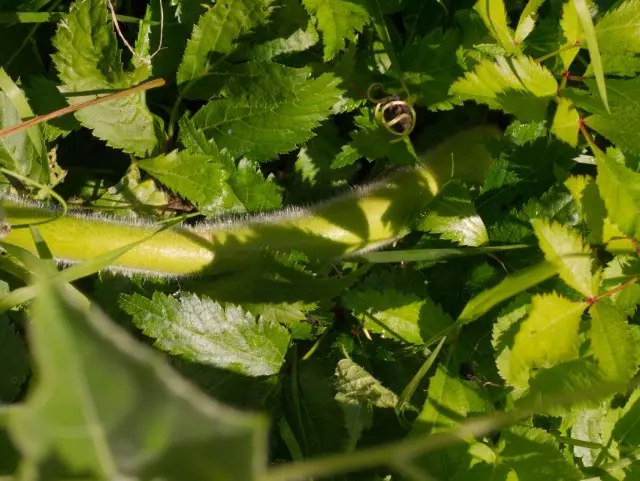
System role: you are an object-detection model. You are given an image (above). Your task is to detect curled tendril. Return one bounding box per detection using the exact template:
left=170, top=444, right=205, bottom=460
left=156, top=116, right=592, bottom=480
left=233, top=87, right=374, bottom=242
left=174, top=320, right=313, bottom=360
left=366, top=83, right=417, bottom=142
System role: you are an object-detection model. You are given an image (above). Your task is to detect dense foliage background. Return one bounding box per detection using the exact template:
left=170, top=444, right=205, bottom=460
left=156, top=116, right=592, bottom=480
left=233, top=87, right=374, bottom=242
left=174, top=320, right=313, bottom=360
left=4, top=0, right=640, bottom=479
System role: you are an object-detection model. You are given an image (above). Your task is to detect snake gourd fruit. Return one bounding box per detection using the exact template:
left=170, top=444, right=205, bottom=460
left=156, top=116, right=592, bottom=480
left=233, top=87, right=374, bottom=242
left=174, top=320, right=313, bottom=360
left=0, top=126, right=499, bottom=277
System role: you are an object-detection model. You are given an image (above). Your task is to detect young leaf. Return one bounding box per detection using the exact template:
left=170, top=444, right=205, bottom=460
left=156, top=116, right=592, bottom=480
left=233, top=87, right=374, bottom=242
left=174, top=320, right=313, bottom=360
left=551, top=98, right=580, bottom=147
left=302, top=0, right=369, bottom=61
left=509, top=293, right=587, bottom=388
left=573, top=0, right=609, bottom=112
left=176, top=0, right=273, bottom=85
left=418, top=181, right=489, bottom=247
left=449, top=56, right=557, bottom=122
left=8, top=279, right=269, bottom=480
left=342, top=288, right=454, bottom=345
left=560, top=0, right=582, bottom=69
left=595, top=146, right=640, bottom=239
left=473, top=0, right=518, bottom=53
left=189, top=72, right=343, bottom=161
left=514, top=0, right=545, bottom=44
left=120, top=292, right=291, bottom=377
left=52, top=0, right=162, bottom=156
left=531, top=219, right=596, bottom=298
left=589, top=301, right=637, bottom=382
left=334, top=358, right=399, bottom=408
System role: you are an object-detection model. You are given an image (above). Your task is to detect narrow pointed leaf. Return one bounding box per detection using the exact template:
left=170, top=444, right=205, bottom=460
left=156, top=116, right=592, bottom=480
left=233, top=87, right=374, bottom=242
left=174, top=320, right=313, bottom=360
left=474, top=0, right=518, bottom=53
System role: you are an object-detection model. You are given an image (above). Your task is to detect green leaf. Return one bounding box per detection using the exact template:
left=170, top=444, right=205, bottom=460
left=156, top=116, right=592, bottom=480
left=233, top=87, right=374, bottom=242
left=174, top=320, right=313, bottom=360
left=578, top=78, right=640, bottom=157
left=138, top=149, right=236, bottom=212
left=120, top=292, right=291, bottom=377
left=492, top=295, right=531, bottom=388
left=8, top=279, right=268, bottom=480
left=595, top=0, right=640, bottom=56
left=0, top=69, right=47, bottom=182
left=531, top=219, right=596, bottom=298
left=189, top=72, right=343, bottom=161
left=595, top=146, right=640, bottom=239
left=457, top=261, right=559, bottom=326
left=176, top=0, right=273, bottom=85
left=551, top=98, right=580, bottom=147
left=414, top=365, right=490, bottom=433
left=334, top=358, right=399, bottom=408
left=560, top=0, right=583, bottom=69
left=589, top=301, right=637, bottom=382
left=514, top=0, right=545, bottom=44
left=571, top=405, right=620, bottom=468
left=342, top=288, right=454, bottom=345
left=613, top=388, right=640, bottom=446
left=573, top=0, right=609, bottom=112
left=449, top=56, right=557, bottom=122
left=499, top=426, right=582, bottom=480
left=302, top=0, right=369, bottom=61
left=509, top=292, right=587, bottom=388
left=418, top=181, right=489, bottom=247
left=0, top=315, right=29, bottom=403
left=51, top=0, right=162, bottom=156
left=473, top=0, right=518, bottom=53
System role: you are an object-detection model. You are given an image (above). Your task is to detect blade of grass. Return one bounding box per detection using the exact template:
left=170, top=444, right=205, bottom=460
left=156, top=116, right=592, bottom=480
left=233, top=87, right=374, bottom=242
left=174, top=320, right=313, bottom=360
left=358, top=245, right=529, bottom=264
left=573, top=0, right=609, bottom=112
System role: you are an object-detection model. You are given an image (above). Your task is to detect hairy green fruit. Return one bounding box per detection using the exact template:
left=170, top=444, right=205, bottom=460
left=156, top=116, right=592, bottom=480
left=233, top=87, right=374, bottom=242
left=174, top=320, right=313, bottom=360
left=0, top=127, right=498, bottom=277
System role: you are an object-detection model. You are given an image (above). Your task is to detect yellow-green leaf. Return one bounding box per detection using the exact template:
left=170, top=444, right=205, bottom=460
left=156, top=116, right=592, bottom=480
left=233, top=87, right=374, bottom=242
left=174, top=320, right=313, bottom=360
left=474, top=0, right=519, bottom=53
left=551, top=98, right=580, bottom=147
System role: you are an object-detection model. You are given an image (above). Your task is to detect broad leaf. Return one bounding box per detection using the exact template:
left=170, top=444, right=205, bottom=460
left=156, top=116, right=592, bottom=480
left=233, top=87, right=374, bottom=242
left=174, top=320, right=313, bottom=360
left=531, top=219, right=596, bottom=298
left=120, top=292, right=291, bottom=377
left=302, top=0, right=369, bottom=61
left=499, top=426, right=582, bottom=480
left=509, top=293, right=587, bottom=388
left=8, top=279, right=268, bottom=480
left=589, top=301, right=637, bottom=382
left=473, top=0, right=518, bottom=53
left=449, top=56, right=557, bottom=122
left=0, top=69, right=47, bottom=183
left=595, top=0, right=640, bottom=56
left=414, top=365, right=490, bottom=433
left=492, top=295, right=531, bottom=388
left=176, top=0, right=273, bottom=85
left=418, top=181, right=489, bottom=247
left=52, top=0, right=162, bottom=156
left=342, top=288, right=453, bottom=345
left=189, top=72, right=342, bottom=161
left=595, top=146, right=640, bottom=239
left=334, top=358, right=398, bottom=408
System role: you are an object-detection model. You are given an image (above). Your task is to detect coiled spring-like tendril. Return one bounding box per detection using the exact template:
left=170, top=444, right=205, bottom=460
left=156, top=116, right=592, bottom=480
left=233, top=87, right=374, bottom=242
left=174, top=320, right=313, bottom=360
left=367, top=83, right=417, bottom=142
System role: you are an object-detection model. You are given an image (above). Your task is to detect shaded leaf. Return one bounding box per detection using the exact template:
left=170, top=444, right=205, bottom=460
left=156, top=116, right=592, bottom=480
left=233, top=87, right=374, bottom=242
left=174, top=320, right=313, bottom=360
left=342, top=288, right=453, bottom=345
left=176, top=0, right=273, bottom=85
left=589, top=301, right=637, bottom=382
left=418, top=181, right=489, bottom=247
left=334, top=358, right=398, bottom=408
left=0, top=314, right=29, bottom=403
left=302, top=0, right=369, bottom=61
left=7, top=279, right=268, bottom=480
left=120, top=292, right=290, bottom=377
left=449, top=56, right=557, bottom=122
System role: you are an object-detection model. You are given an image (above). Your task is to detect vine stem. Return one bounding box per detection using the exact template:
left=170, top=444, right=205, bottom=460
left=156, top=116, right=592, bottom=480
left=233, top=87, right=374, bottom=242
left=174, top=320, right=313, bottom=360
left=0, top=78, right=166, bottom=139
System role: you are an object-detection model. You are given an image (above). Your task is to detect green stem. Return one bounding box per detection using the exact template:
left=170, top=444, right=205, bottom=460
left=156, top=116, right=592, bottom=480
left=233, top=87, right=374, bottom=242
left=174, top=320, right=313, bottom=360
left=0, top=127, right=498, bottom=277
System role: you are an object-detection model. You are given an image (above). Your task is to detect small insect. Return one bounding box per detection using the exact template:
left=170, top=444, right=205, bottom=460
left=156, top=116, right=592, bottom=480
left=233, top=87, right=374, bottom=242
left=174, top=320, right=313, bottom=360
left=367, top=83, right=417, bottom=141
